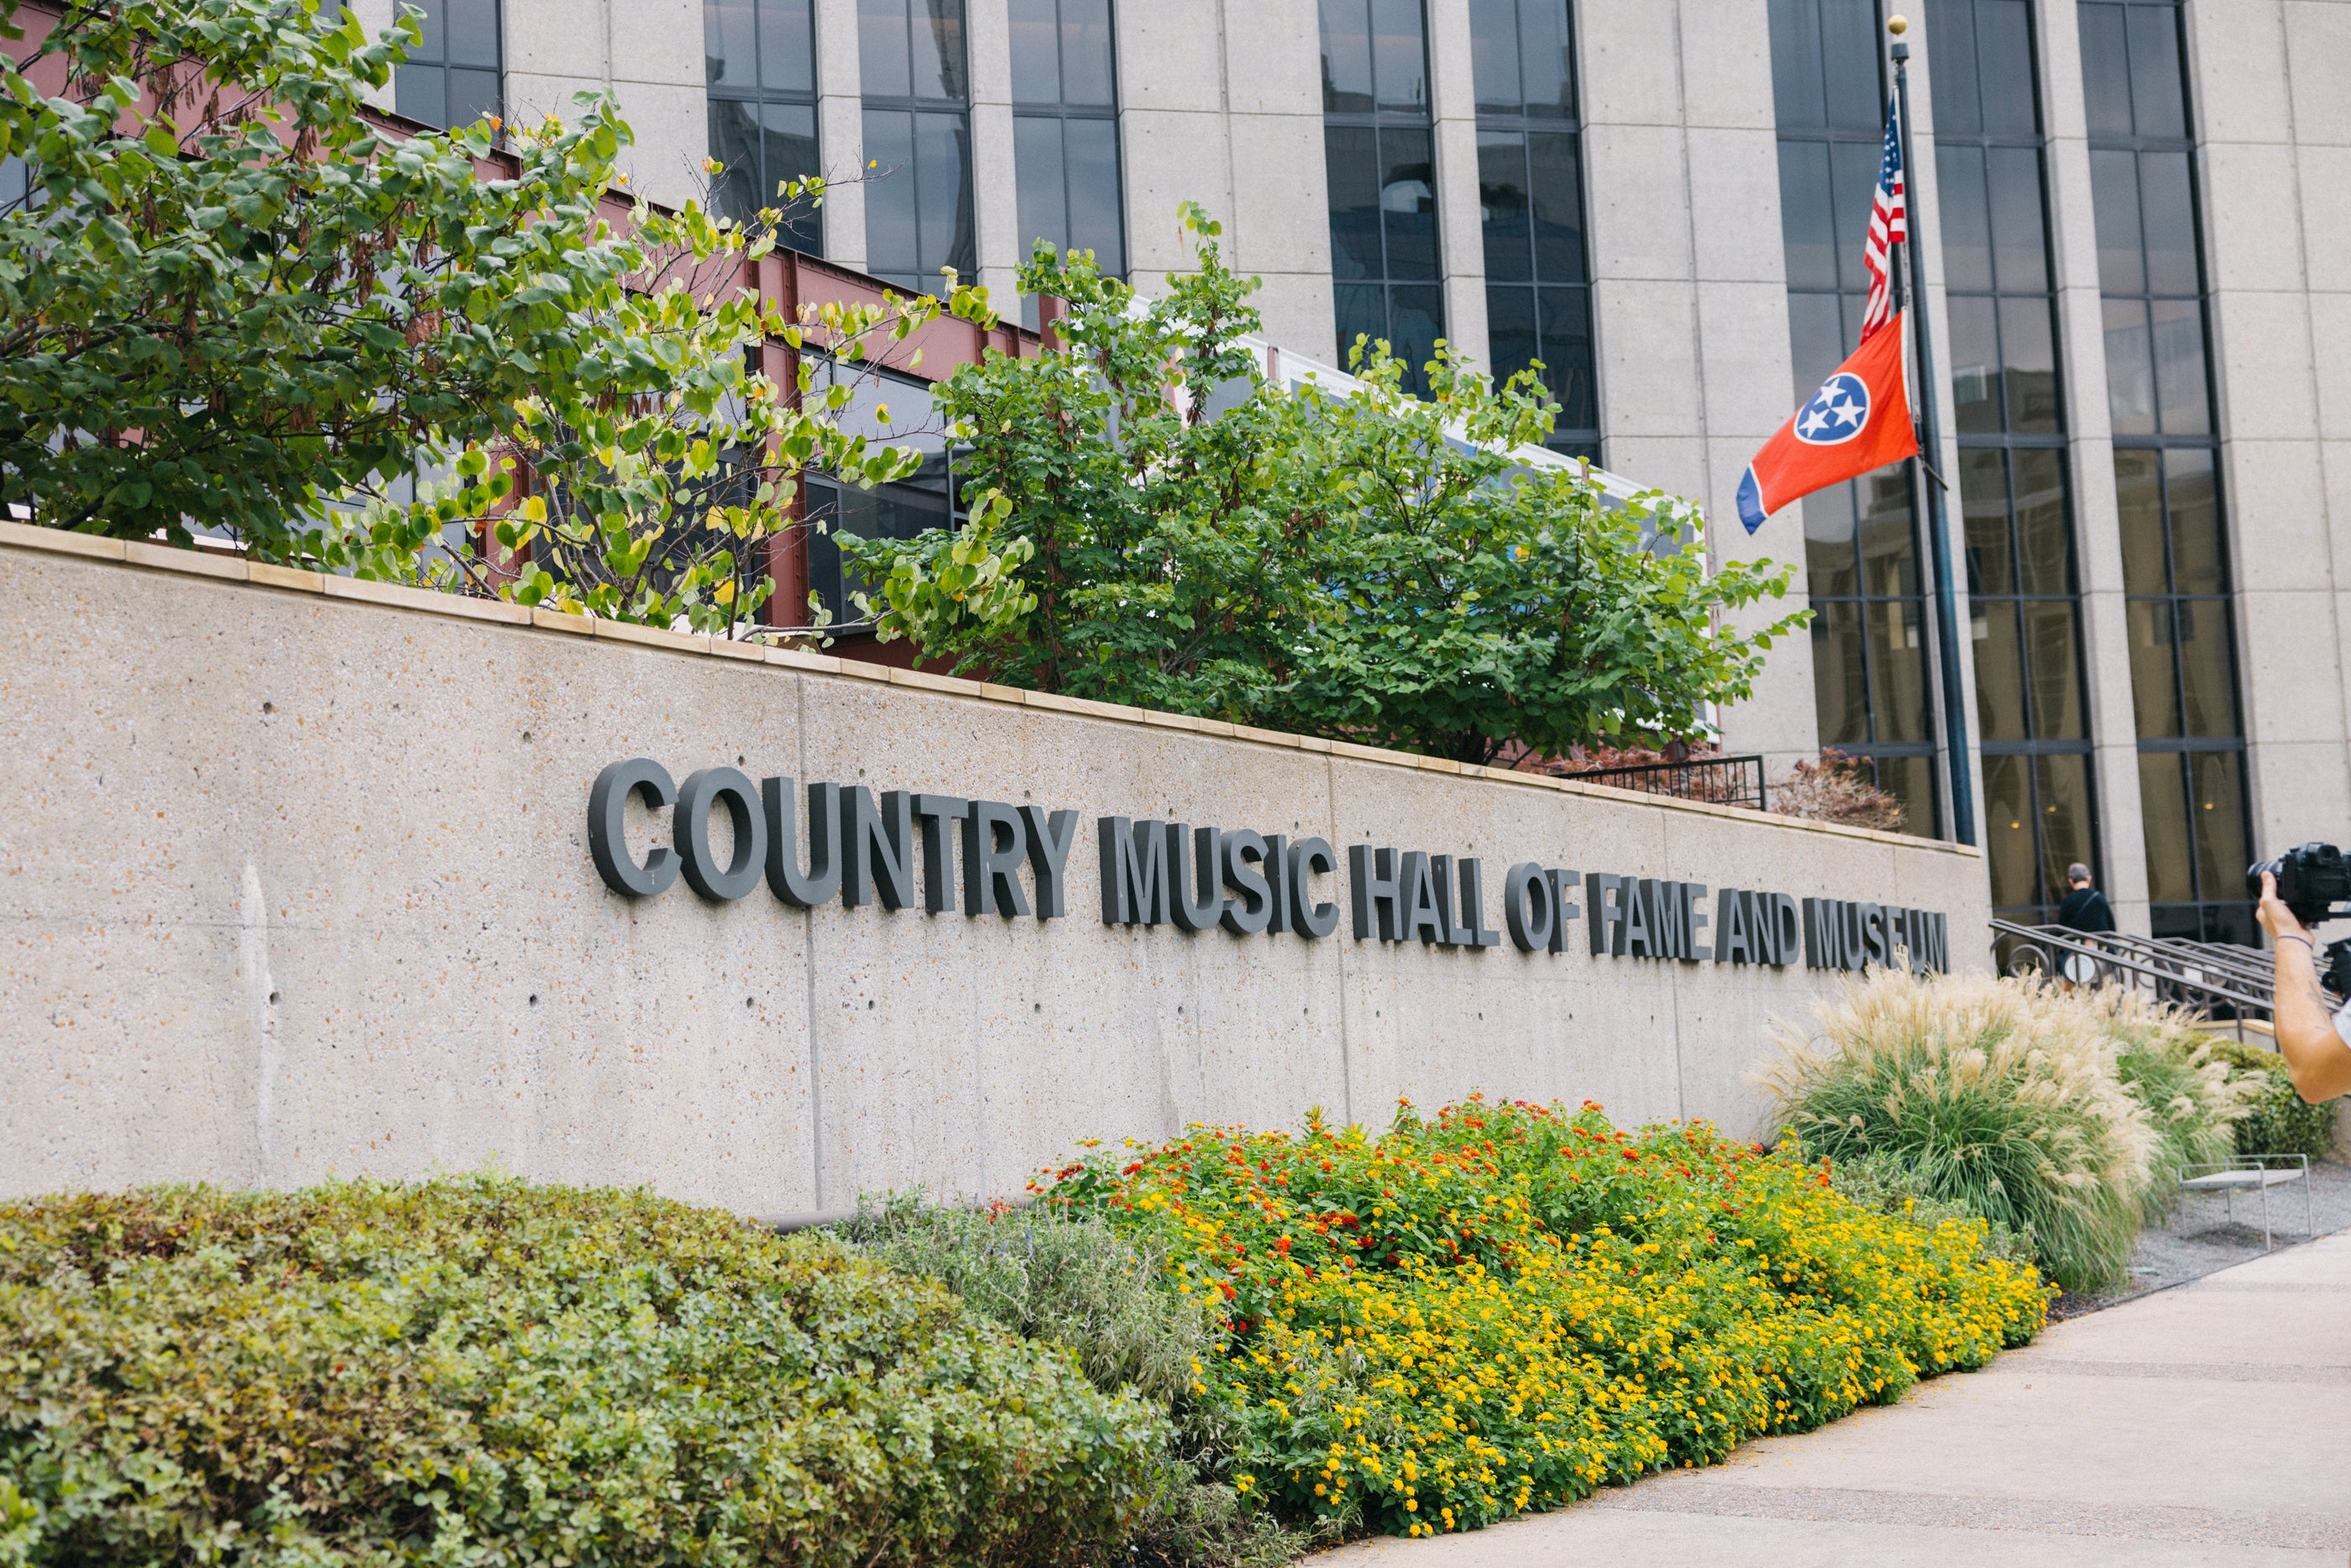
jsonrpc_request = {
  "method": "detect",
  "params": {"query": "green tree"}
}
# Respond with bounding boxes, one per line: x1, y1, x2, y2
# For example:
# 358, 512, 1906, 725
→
845, 209, 1804, 762
1, 0, 977, 635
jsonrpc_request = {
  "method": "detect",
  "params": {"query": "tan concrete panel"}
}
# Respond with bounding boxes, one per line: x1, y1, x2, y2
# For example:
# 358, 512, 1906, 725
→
0, 536, 1991, 1208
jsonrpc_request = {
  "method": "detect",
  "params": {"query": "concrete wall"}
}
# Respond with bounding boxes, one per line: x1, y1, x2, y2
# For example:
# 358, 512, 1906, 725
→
0, 527, 1988, 1211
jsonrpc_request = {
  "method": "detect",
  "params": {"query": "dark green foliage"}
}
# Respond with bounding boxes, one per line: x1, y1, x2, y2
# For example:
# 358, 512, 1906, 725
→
0, 1177, 1170, 1567
0, 1, 651, 551
2209, 1040, 2343, 1160
842, 211, 1804, 764
834, 1199, 1322, 1568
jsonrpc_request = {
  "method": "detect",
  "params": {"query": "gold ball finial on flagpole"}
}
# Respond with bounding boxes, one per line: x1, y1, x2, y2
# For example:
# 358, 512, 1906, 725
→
1887, 14, 1909, 34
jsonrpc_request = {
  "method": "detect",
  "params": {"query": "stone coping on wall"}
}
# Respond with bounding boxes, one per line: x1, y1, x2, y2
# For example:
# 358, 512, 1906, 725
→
0, 520, 1979, 861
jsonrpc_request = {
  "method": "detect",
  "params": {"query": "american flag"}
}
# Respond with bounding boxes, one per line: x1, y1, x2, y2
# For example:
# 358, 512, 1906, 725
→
1860, 101, 1907, 344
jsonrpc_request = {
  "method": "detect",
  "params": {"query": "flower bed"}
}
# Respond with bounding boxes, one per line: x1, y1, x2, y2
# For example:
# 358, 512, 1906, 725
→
1039, 1099, 2046, 1538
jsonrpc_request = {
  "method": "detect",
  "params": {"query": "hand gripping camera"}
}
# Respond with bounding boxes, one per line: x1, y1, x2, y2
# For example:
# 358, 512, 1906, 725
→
2248, 842, 2351, 994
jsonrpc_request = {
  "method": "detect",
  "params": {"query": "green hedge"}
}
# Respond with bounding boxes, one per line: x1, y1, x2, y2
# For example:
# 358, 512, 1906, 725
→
0, 1178, 1169, 1567
2209, 1041, 2342, 1160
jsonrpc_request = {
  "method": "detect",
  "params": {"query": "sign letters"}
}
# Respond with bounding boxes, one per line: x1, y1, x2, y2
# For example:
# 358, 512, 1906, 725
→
588, 759, 1950, 974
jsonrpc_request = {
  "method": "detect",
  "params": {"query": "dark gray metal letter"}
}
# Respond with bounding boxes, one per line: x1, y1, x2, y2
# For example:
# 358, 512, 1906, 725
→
1430, 855, 1465, 945
589, 758, 679, 898
763, 778, 841, 907
963, 801, 1030, 917
841, 787, 916, 910
1169, 823, 1224, 932
1545, 869, 1582, 954
1588, 873, 1623, 955
1458, 859, 1500, 948
1399, 852, 1445, 944
1622, 878, 1657, 958
1020, 806, 1079, 918
1292, 839, 1340, 938
1349, 845, 1402, 940
676, 766, 766, 901
1685, 882, 1711, 961
1220, 828, 1273, 935
1715, 887, 1748, 964
914, 794, 971, 913
1264, 834, 1293, 933
1502, 861, 1552, 952
1098, 817, 1169, 925
1772, 894, 1803, 966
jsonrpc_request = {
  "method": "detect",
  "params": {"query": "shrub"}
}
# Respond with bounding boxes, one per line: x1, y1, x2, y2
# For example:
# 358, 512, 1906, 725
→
1039, 1099, 2045, 1539
0, 1176, 1169, 1567
833, 1199, 1317, 1568
1768, 752, 1907, 832
2209, 1041, 2343, 1159
2102, 994, 2249, 1214
1762, 968, 2156, 1294
1824, 1150, 2037, 1271
843, 213, 1804, 764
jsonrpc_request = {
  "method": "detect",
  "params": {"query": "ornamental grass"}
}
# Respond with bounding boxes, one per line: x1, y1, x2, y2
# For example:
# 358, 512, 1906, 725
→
2102, 990, 2251, 1218
1761, 968, 2159, 1294
1037, 1098, 2046, 1539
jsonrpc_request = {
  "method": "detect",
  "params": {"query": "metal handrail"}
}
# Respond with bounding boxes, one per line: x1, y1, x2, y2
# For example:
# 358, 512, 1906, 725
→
1554, 754, 1768, 812
1987, 920, 2285, 1040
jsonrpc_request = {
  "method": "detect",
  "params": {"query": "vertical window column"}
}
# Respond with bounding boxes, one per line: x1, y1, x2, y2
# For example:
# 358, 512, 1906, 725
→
1930, 0, 2095, 924
706, 0, 825, 252
1010, 0, 1123, 325
1468, 0, 1595, 459
1321, 0, 1443, 389
861, 0, 977, 295
2081, 0, 2252, 945
1767, 0, 1940, 835
394, 0, 502, 130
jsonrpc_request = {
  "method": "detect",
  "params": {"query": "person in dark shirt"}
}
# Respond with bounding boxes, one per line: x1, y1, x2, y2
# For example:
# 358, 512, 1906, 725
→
2055, 864, 2116, 933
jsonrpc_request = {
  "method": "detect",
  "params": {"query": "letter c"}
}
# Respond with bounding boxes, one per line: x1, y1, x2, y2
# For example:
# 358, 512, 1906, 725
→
589, 758, 680, 898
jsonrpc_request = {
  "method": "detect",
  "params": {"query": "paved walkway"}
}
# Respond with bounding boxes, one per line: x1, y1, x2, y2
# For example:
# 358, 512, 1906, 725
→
1316, 1227, 2351, 1565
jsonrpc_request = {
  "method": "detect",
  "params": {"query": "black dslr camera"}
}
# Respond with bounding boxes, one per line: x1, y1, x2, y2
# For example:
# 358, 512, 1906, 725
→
2249, 843, 2351, 995
2246, 842, 2351, 927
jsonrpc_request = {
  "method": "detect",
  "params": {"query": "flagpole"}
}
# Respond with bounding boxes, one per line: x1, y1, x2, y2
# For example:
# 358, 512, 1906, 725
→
1888, 18, 1978, 848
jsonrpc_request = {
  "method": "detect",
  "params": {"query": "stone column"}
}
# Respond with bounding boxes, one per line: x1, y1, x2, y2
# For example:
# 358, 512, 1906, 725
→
814, 0, 868, 270
1425, 0, 1490, 373
1581, 0, 1822, 778
966, 0, 1022, 304
2186, 0, 2351, 855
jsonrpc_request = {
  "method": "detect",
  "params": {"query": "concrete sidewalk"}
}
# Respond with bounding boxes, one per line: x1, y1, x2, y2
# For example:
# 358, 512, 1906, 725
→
1316, 1229, 2351, 1565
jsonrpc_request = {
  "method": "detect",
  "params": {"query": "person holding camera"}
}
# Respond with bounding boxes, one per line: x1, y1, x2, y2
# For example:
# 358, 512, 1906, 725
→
2253, 843, 2351, 1104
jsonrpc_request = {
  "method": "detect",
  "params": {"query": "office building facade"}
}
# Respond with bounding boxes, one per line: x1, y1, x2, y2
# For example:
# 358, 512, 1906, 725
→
356, 0, 2351, 943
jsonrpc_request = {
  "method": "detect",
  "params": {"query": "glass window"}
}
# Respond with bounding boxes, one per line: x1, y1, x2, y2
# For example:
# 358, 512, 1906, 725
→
1012, 0, 1123, 325
861, 0, 973, 294
395, 0, 502, 130
1474, 2, 1593, 449
1931, 0, 2092, 901
1329, 0, 1447, 395
2087, 0, 2249, 941
707, 0, 824, 250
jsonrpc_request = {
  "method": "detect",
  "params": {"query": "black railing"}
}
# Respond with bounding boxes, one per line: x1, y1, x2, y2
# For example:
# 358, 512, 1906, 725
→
1987, 920, 2328, 1040
1557, 754, 1767, 812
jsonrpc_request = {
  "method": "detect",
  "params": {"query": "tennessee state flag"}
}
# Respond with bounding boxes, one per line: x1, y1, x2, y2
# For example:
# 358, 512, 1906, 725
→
1736, 314, 1919, 533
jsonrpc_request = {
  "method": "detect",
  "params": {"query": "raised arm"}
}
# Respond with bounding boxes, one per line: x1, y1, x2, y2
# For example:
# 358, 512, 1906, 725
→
2258, 871, 2351, 1105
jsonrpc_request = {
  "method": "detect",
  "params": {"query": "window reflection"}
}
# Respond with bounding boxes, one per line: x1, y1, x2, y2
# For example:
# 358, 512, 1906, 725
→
1932, 0, 2092, 910
2087, 0, 2249, 938
1476, 21, 1596, 448
706, 0, 823, 248
1325, 0, 1446, 391
395, 0, 502, 130
1013, 0, 1123, 327
861, 0, 974, 295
